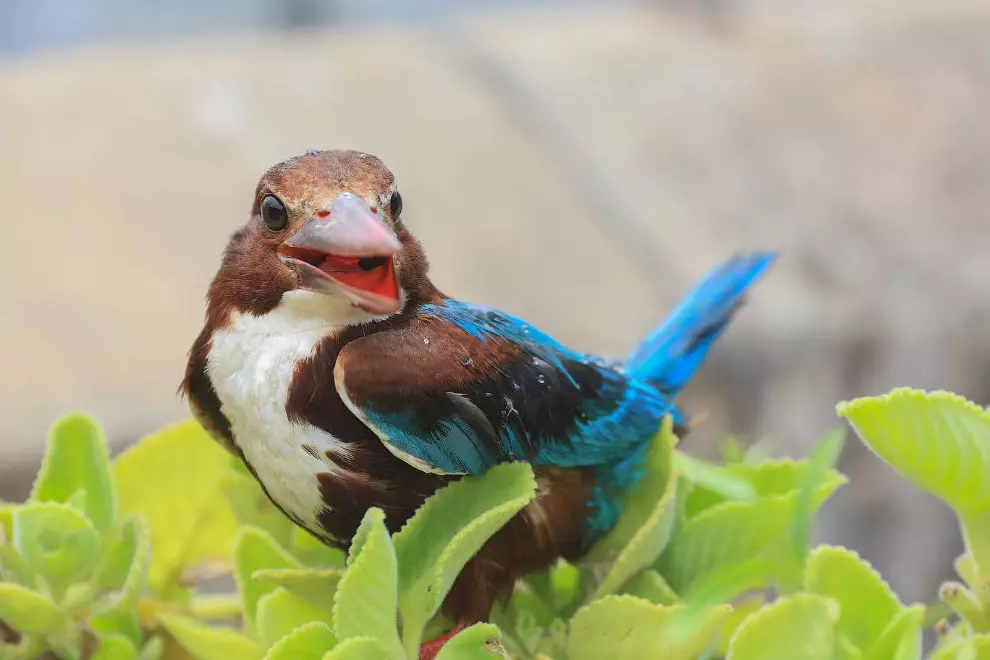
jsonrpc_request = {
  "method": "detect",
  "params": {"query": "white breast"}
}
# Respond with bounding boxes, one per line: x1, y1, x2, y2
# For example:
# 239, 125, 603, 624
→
206, 291, 362, 535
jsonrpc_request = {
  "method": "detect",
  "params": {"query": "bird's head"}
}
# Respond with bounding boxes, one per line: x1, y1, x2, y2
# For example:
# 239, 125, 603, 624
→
206, 149, 432, 326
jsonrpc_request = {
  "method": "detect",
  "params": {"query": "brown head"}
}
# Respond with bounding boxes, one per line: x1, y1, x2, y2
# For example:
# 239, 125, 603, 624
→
205, 149, 435, 328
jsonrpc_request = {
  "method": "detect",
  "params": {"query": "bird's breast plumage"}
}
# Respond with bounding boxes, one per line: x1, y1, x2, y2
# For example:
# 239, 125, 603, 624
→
205, 298, 359, 542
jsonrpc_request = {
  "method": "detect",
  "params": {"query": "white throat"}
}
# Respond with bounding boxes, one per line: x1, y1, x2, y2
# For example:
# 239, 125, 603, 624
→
204, 289, 396, 537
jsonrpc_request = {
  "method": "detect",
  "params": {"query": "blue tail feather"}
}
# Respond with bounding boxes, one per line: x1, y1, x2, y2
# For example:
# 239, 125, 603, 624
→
625, 252, 776, 394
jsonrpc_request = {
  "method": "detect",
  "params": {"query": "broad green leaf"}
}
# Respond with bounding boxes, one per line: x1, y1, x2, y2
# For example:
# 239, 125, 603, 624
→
585, 419, 679, 598
864, 604, 924, 660
0, 582, 64, 634
659, 471, 844, 593
252, 567, 343, 612
620, 570, 678, 605
839, 389, 990, 575
567, 595, 728, 660
157, 613, 264, 660
805, 545, 902, 653
393, 462, 536, 653
221, 472, 293, 551
14, 501, 100, 595
264, 621, 336, 660
31, 413, 116, 533
321, 638, 387, 660
436, 623, 509, 660
256, 587, 335, 648
95, 516, 151, 612
233, 526, 302, 633
332, 508, 402, 658
93, 634, 138, 660
726, 593, 839, 660
113, 419, 240, 593
838, 389, 990, 511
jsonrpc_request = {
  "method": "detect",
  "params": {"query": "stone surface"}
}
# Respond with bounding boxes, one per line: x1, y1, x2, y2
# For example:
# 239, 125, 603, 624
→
2, 2, 988, 601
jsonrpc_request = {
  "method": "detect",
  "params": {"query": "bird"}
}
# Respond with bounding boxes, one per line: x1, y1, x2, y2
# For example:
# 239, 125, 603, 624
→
181, 149, 774, 657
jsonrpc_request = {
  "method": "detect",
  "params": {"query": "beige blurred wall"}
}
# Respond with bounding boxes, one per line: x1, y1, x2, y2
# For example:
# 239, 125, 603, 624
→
2, 1, 989, 603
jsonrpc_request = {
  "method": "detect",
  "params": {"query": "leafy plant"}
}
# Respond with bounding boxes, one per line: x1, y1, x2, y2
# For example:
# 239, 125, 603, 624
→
1, 387, 989, 658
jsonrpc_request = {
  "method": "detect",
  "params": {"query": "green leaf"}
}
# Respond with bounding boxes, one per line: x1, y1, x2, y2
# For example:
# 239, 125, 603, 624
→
659, 470, 844, 593
619, 569, 678, 605
92, 634, 138, 660
89, 609, 143, 650
257, 587, 335, 648
290, 526, 347, 568
838, 389, 990, 511
436, 623, 510, 660
113, 419, 240, 593
14, 501, 101, 595
839, 390, 990, 575
138, 636, 165, 660
321, 638, 387, 660
157, 613, 264, 660
668, 555, 777, 644
221, 472, 293, 551
929, 634, 990, 660
791, 431, 845, 561
393, 462, 536, 655
585, 418, 679, 598
683, 455, 842, 520
332, 508, 402, 657
264, 621, 336, 660
233, 526, 302, 633
0, 544, 35, 586
677, 454, 757, 516
0, 582, 64, 634
31, 413, 116, 534
567, 595, 728, 660
94, 515, 152, 611
805, 545, 902, 653
726, 593, 839, 660
714, 597, 764, 657
864, 604, 924, 660
1, 500, 16, 541
252, 568, 343, 612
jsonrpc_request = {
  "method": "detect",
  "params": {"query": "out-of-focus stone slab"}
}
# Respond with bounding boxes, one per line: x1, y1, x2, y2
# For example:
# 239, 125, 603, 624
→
2, 3, 988, 601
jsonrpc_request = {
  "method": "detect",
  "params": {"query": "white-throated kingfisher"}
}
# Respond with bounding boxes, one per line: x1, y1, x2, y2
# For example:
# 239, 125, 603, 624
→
182, 149, 774, 657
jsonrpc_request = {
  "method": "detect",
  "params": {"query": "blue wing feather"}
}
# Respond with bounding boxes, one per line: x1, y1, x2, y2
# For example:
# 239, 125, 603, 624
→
339, 253, 773, 479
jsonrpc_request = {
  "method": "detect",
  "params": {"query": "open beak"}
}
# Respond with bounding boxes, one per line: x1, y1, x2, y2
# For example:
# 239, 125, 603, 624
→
278, 192, 403, 315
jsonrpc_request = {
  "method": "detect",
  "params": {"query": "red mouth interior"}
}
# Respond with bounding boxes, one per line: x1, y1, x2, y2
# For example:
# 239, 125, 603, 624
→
282, 246, 398, 300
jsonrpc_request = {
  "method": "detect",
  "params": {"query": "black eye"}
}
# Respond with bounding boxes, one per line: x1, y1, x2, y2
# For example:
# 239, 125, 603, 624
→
389, 191, 403, 219
260, 195, 288, 231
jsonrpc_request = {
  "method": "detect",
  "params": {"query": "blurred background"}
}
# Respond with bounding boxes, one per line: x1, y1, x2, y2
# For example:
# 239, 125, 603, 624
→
2, 0, 988, 606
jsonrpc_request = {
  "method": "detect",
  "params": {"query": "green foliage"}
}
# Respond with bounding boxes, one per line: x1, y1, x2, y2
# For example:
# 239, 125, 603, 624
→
3, 387, 990, 658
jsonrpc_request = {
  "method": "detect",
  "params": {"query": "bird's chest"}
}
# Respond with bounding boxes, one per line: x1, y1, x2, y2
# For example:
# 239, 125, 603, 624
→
206, 317, 351, 536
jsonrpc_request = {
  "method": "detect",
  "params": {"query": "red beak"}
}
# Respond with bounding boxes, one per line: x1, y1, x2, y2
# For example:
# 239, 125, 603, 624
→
278, 193, 402, 315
